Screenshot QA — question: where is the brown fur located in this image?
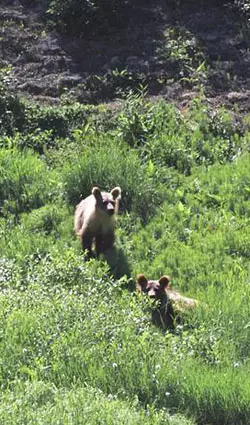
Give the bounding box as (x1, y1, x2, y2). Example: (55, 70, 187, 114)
(137, 274, 198, 330)
(75, 186, 121, 259)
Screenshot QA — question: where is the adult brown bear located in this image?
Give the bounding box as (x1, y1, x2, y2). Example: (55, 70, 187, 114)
(75, 186, 121, 259)
(137, 274, 198, 330)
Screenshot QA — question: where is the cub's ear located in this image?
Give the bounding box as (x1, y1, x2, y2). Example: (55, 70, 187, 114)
(137, 274, 148, 289)
(159, 275, 171, 289)
(111, 186, 121, 200)
(92, 186, 102, 200)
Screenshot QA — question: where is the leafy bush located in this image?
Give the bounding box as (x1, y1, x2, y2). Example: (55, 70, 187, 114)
(156, 27, 207, 85)
(21, 204, 68, 236)
(0, 130, 58, 154)
(62, 137, 163, 222)
(23, 102, 100, 139)
(116, 90, 159, 147)
(46, 0, 133, 35)
(0, 149, 59, 216)
(115, 94, 244, 173)
(82, 70, 147, 103)
(0, 257, 20, 288)
(0, 68, 25, 136)
(0, 68, 104, 142)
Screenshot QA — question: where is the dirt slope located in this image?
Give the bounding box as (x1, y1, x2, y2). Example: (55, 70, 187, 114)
(1, 0, 250, 111)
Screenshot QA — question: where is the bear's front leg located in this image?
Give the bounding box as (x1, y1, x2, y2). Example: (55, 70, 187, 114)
(96, 232, 115, 257)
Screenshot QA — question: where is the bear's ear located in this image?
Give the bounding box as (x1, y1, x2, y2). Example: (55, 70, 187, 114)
(92, 186, 102, 200)
(111, 186, 121, 200)
(159, 275, 171, 289)
(137, 274, 148, 289)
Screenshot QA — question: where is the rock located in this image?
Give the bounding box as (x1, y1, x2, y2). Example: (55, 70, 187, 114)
(126, 56, 149, 71)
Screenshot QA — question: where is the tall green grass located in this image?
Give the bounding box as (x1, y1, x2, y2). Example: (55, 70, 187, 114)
(0, 381, 194, 425)
(0, 255, 249, 424)
(1, 89, 250, 425)
(0, 149, 59, 216)
(62, 137, 163, 222)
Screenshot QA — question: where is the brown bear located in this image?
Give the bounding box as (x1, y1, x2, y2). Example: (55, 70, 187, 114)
(137, 274, 198, 330)
(75, 186, 121, 259)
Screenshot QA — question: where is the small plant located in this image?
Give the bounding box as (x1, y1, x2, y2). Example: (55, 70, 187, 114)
(156, 27, 208, 86)
(0, 67, 25, 136)
(83, 70, 147, 103)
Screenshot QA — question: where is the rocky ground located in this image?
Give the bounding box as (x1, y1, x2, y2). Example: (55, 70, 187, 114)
(1, 0, 250, 112)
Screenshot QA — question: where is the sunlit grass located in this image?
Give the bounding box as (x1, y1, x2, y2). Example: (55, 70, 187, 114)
(1, 91, 250, 424)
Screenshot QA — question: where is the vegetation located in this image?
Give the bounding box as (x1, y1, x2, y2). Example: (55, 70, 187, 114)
(46, 0, 134, 35)
(1, 75, 250, 423)
(1, 1, 250, 423)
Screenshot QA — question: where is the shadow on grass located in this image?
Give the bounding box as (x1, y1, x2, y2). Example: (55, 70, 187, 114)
(101, 246, 135, 290)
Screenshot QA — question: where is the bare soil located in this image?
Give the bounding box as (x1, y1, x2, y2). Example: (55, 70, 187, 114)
(1, 0, 250, 113)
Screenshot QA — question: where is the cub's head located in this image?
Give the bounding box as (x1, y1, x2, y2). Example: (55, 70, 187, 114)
(92, 186, 121, 216)
(137, 274, 171, 300)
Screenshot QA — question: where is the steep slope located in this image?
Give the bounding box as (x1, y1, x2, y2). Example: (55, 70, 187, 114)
(1, 0, 250, 111)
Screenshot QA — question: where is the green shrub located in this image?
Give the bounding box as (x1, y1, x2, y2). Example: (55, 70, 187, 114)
(0, 130, 58, 154)
(23, 102, 99, 139)
(82, 70, 147, 103)
(0, 257, 20, 288)
(115, 95, 244, 174)
(46, 0, 133, 35)
(0, 68, 25, 136)
(21, 204, 68, 235)
(0, 149, 59, 216)
(62, 138, 163, 222)
(156, 27, 207, 84)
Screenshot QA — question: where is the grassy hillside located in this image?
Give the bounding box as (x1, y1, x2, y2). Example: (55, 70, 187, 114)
(1, 2, 250, 424)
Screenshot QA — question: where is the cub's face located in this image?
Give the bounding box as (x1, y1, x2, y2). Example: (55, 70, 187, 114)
(99, 193, 116, 216)
(137, 275, 171, 300)
(92, 186, 121, 217)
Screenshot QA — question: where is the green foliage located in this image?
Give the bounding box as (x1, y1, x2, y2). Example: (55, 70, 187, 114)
(0, 253, 249, 424)
(156, 27, 207, 85)
(1, 90, 250, 425)
(0, 68, 25, 136)
(0, 382, 194, 425)
(0, 130, 58, 154)
(81, 70, 148, 103)
(23, 102, 99, 139)
(21, 203, 68, 236)
(0, 149, 58, 216)
(116, 90, 157, 147)
(0, 70, 107, 149)
(115, 94, 245, 174)
(62, 137, 162, 222)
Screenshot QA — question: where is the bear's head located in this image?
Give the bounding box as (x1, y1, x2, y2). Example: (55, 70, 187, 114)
(92, 186, 121, 216)
(137, 274, 198, 330)
(137, 274, 175, 329)
(136, 274, 171, 300)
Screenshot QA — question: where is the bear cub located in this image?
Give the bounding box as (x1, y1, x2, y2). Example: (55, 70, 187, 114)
(137, 274, 198, 330)
(75, 186, 121, 259)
